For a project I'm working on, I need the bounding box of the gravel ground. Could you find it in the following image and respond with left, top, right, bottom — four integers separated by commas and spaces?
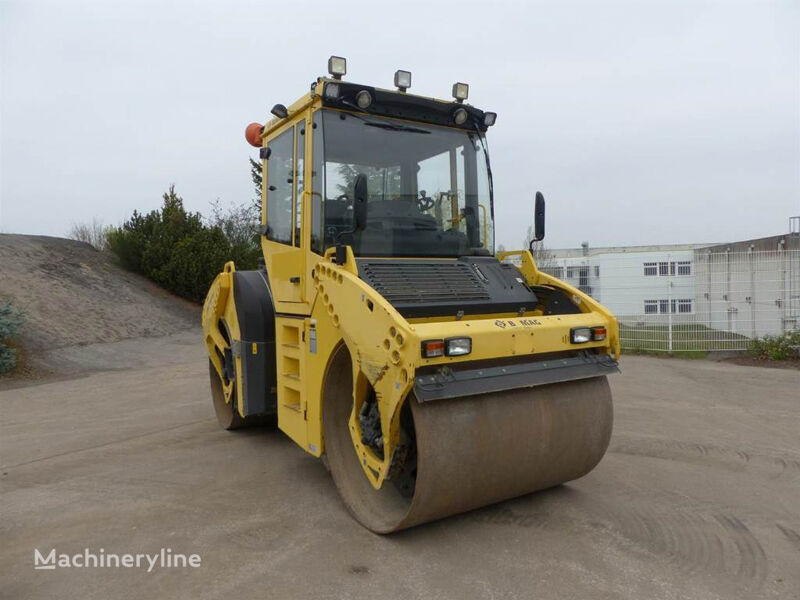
1, 331, 798, 600
0, 234, 198, 377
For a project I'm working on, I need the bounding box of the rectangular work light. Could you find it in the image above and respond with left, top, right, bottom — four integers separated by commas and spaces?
452, 82, 469, 102
570, 327, 592, 344
328, 56, 347, 79
323, 82, 340, 99
445, 337, 472, 356
394, 70, 411, 92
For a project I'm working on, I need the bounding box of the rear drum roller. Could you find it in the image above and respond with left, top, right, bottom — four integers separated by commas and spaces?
208, 358, 244, 430
208, 359, 276, 430
323, 346, 613, 533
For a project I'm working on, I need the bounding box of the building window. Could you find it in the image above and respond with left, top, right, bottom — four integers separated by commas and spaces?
646, 260, 690, 277
578, 267, 589, 287
659, 262, 674, 276
566, 267, 575, 278
594, 266, 600, 278
645, 298, 693, 314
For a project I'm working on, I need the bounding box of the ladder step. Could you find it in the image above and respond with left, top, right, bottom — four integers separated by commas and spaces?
282, 376, 302, 391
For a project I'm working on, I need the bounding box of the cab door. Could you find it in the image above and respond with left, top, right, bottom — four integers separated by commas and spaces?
263, 119, 309, 311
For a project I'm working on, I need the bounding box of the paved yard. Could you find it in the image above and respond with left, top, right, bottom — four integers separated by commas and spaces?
1, 332, 798, 599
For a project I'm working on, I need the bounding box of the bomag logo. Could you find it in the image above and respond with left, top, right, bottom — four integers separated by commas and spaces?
494, 319, 542, 329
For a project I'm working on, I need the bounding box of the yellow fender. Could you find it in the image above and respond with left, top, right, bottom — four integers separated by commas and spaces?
316, 248, 416, 489
202, 261, 245, 416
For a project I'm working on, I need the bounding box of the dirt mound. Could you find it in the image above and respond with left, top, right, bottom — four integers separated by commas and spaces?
0, 235, 199, 356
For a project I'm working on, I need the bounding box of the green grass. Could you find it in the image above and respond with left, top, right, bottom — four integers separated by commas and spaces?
619, 323, 750, 355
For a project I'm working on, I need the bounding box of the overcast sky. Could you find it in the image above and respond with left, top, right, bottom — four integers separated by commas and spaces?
1, 0, 798, 250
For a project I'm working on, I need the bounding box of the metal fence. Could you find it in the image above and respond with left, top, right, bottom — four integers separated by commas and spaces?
539, 249, 800, 352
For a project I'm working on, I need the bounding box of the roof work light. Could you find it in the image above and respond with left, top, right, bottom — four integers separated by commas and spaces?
328, 56, 347, 79
394, 70, 411, 92
452, 82, 469, 102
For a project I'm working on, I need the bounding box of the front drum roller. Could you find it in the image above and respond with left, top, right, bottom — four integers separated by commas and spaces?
323, 346, 613, 533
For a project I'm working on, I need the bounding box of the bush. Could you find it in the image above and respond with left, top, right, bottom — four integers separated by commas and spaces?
106, 186, 260, 303
748, 331, 800, 361
207, 199, 261, 269
67, 218, 110, 250
0, 302, 23, 374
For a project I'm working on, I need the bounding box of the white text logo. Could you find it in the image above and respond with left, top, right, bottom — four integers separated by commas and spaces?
34, 548, 201, 572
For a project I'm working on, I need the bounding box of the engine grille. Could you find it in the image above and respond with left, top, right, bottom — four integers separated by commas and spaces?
359, 261, 490, 304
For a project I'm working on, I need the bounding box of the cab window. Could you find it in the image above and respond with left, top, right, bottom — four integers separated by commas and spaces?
266, 128, 293, 244
311, 111, 324, 253
294, 123, 305, 247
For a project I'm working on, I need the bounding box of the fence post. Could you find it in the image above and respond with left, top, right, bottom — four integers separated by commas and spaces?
667, 253, 673, 352
780, 239, 786, 334
749, 245, 756, 339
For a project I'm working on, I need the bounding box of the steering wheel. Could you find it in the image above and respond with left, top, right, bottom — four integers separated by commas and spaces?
417, 190, 435, 212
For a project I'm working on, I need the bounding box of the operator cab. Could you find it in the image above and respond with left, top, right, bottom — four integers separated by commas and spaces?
253, 57, 543, 318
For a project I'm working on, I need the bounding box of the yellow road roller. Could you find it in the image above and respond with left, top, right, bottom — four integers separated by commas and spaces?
202, 56, 619, 533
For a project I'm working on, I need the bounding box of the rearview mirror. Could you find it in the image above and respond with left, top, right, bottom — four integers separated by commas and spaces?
532, 191, 545, 243
353, 173, 369, 231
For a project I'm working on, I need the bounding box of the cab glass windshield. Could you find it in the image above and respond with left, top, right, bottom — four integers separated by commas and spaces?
313, 109, 494, 257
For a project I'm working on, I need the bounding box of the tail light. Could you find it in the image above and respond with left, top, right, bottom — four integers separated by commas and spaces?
421, 340, 445, 358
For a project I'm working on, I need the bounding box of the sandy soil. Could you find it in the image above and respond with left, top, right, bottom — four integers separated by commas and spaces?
0, 234, 198, 376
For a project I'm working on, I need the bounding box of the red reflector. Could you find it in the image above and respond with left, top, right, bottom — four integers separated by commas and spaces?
592, 326, 607, 341
421, 340, 445, 358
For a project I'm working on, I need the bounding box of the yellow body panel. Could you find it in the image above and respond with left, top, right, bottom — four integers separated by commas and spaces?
274, 316, 308, 447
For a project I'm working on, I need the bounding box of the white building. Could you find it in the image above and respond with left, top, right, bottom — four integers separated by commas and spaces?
542, 227, 800, 342
693, 234, 800, 337
544, 243, 705, 322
